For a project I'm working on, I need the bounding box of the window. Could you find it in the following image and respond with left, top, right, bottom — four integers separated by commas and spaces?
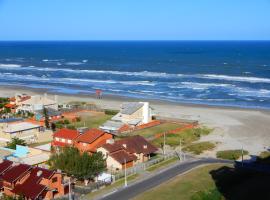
52, 177, 58, 183
83, 143, 87, 147
55, 137, 60, 141
67, 140, 72, 144
61, 138, 65, 143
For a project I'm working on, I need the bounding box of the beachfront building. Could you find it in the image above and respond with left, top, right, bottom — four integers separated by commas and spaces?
97, 135, 157, 170
0, 121, 43, 143
0, 145, 50, 167
74, 128, 113, 154
51, 128, 80, 150
16, 94, 58, 113
100, 102, 153, 134
0, 160, 68, 199
34, 108, 62, 122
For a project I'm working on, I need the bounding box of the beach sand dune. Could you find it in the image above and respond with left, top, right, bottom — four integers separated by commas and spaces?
1, 86, 269, 156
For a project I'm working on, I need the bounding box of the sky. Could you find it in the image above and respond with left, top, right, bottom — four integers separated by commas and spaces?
0, 0, 269, 41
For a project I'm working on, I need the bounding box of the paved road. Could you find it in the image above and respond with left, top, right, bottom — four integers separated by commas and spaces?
98, 158, 232, 200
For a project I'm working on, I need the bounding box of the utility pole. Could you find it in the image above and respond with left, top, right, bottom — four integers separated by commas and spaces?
179, 138, 182, 161
163, 132, 166, 155
69, 177, 72, 200
124, 159, 127, 187
241, 145, 244, 166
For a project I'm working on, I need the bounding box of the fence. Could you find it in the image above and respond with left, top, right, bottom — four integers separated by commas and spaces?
73, 152, 177, 195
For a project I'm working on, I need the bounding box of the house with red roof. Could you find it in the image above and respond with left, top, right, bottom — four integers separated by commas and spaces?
51, 128, 80, 150
0, 160, 68, 199
97, 135, 158, 170
74, 128, 113, 154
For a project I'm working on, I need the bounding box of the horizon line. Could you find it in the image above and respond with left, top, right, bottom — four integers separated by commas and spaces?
0, 39, 270, 42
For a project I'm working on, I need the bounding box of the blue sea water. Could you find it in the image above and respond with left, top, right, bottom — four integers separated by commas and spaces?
0, 41, 270, 109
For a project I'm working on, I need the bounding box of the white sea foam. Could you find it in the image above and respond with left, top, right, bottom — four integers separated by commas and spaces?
82, 60, 88, 63
65, 62, 83, 65
201, 74, 270, 83
0, 64, 21, 68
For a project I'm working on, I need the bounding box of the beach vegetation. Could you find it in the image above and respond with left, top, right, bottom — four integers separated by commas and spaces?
131, 123, 181, 139
72, 113, 114, 129
6, 137, 27, 149
183, 141, 216, 155
216, 149, 248, 160
152, 127, 213, 148
104, 109, 119, 115
48, 147, 106, 181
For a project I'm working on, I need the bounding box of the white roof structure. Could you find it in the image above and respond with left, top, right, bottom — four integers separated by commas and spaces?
3, 122, 41, 134
22, 95, 56, 106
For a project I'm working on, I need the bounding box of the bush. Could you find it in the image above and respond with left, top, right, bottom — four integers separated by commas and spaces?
216, 150, 248, 160
104, 109, 119, 115
191, 188, 222, 200
183, 142, 216, 155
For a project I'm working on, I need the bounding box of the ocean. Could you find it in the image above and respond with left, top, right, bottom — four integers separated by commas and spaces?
0, 41, 270, 109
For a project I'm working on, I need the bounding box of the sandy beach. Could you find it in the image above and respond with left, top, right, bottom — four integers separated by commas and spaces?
1, 85, 269, 156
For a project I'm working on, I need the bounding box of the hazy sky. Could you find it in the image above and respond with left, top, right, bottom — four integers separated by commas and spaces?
0, 0, 269, 40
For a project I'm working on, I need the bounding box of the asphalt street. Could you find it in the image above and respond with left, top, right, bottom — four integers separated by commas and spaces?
97, 158, 232, 200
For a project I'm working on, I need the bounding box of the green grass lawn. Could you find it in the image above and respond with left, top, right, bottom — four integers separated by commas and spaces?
216, 149, 248, 160
183, 141, 216, 155
130, 123, 181, 138
152, 127, 212, 148
72, 114, 113, 129
135, 164, 229, 200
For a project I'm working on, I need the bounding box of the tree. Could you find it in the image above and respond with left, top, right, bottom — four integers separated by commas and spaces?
6, 137, 27, 150
48, 147, 106, 181
43, 107, 50, 129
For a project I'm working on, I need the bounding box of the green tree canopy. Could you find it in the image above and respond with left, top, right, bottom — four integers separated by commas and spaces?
6, 137, 27, 150
48, 147, 106, 180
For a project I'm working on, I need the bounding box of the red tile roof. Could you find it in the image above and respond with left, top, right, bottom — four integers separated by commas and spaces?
4, 104, 17, 109
110, 150, 137, 164
2, 163, 32, 183
116, 135, 158, 155
53, 128, 80, 140
0, 160, 13, 175
76, 128, 106, 144
101, 143, 123, 153
52, 140, 70, 148
12, 167, 55, 199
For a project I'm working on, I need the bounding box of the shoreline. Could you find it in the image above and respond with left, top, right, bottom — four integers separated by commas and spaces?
1, 85, 269, 113
1, 85, 270, 156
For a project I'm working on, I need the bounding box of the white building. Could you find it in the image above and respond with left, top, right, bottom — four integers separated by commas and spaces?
100, 102, 153, 133
16, 94, 58, 113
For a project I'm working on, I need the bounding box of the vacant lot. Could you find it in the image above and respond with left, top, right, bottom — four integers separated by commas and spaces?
135, 164, 229, 200
130, 123, 181, 139
151, 127, 212, 148
72, 112, 113, 129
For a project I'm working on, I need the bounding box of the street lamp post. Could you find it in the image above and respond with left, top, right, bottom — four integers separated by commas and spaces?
124, 159, 127, 187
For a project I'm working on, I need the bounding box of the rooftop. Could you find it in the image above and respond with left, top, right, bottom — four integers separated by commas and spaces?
76, 128, 106, 144
120, 102, 144, 115
21, 95, 56, 105
2, 163, 32, 183
101, 143, 123, 153
116, 135, 158, 155
53, 128, 80, 140
110, 150, 137, 164
3, 122, 41, 134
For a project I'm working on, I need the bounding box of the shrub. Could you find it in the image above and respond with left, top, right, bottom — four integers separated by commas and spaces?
104, 109, 119, 115
216, 150, 248, 160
